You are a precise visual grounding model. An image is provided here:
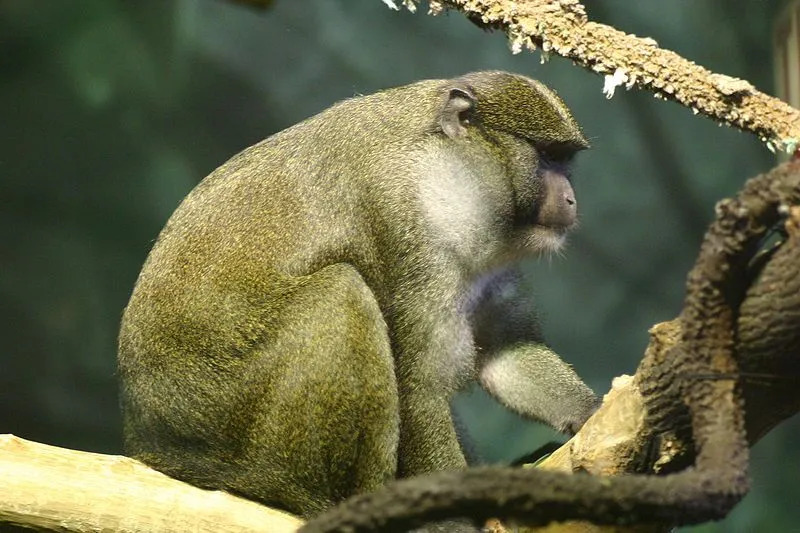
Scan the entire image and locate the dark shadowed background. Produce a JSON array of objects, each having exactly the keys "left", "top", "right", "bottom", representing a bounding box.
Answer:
[{"left": 1, "top": 1, "right": 797, "bottom": 531}]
